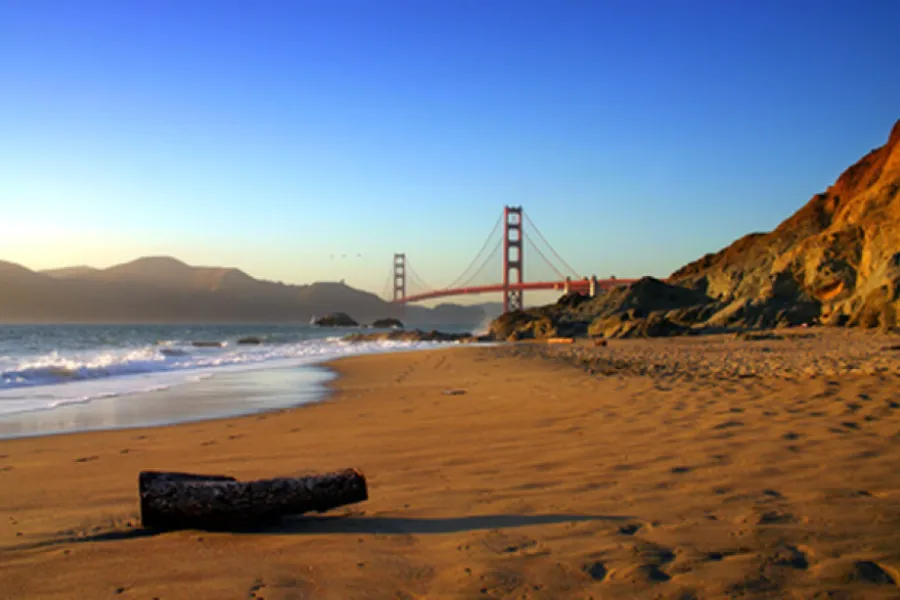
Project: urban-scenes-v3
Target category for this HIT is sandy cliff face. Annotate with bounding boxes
[671,120,900,328]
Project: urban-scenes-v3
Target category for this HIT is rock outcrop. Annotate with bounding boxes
[487,120,900,339]
[489,277,714,340]
[671,119,900,329]
[312,312,359,327]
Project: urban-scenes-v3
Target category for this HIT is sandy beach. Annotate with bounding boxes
[2,330,900,599]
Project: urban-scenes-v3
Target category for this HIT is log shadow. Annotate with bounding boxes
[4,513,631,551]
[3,528,158,552]
[271,513,633,535]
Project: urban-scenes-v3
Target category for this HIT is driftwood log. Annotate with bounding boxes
[139,468,367,531]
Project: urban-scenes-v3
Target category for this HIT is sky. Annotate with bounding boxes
[1,0,899,302]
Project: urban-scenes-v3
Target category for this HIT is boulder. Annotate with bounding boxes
[237,336,262,345]
[588,311,689,339]
[313,312,359,327]
[556,292,592,309]
[489,311,558,341]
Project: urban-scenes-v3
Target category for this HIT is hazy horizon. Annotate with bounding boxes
[3,1,899,299]
[6,254,546,308]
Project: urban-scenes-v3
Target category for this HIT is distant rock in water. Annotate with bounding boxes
[344,329,483,343]
[312,312,359,327]
[237,336,262,345]
[160,348,188,357]
[192,341,224,348]
[371,318,404,329]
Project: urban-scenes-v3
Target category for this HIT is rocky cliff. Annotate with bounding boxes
[490,120,900,340]
[671,119,900,329]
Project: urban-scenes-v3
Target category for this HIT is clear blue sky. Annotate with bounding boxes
[2,0,898,300]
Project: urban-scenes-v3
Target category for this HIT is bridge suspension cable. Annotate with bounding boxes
[524,232,566,280]
[405,259,437,293]
[443,214,504,290]
[457,237,504,288]
[380,267,394,300]
[523,211,581,278]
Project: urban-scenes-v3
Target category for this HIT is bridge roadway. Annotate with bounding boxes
[395,278,639,304]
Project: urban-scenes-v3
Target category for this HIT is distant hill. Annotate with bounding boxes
[0,257,485,326]
[77,256,263,292]
[472,301,505,319]
[40,266,100,278]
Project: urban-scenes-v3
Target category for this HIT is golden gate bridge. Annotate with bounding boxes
[385,206,638,313]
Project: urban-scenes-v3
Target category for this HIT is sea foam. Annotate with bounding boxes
[0,338,446,416]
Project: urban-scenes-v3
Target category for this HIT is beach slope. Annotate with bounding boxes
[2,333,900,599]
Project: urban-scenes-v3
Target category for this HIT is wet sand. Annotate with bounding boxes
[2,329,900,599]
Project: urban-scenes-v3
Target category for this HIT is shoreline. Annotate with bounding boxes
[2,334,900,598]
[0,340,465,441]
[0,364,336,442]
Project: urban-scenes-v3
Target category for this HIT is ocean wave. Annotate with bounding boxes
[0,338,450,416]
[1,348,175,388]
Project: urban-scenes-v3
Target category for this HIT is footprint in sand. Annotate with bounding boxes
[600,541,676,584]
[813,559,899,587]
[480,531,544,557]
[477,569,526,597]
[769,544,810,570]
[247,576,316,599]
[705,549,748,562]
[583,561,608,581]
[755,510,796,525]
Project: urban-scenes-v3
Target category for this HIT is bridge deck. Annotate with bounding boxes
[396,278,637,303]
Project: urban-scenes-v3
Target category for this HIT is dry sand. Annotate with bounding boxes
[2,329,900,599]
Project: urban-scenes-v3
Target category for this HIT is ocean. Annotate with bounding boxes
[0,323,470,439]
